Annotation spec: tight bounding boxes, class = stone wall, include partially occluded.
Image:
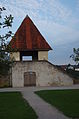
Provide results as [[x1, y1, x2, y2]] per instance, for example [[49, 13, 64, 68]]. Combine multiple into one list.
[[0, 75, 11, 87], [12, 61, 73, 87]]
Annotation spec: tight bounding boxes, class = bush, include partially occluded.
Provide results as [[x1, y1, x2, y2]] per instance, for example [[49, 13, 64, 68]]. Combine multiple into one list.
[[0, 59, 12, 75], [66, 69, 79, 79]]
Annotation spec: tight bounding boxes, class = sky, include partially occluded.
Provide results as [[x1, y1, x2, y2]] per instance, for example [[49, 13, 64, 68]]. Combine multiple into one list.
[[0, 0, 79, 65]]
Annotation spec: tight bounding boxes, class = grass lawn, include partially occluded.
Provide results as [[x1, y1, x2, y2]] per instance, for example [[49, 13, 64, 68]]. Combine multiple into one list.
[[0, 92, 37, 119], [35, 89, 79, 118]]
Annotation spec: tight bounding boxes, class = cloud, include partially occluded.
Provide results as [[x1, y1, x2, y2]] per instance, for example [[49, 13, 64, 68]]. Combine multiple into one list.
[[76, 0, 79, 11], [35, 20, 79, 46], [49, 39, 79, 65], [0, 0, 71, 21]]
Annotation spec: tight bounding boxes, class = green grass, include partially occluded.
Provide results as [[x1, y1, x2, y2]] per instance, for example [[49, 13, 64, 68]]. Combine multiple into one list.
[[35, 89, 79, 118], [0, 92, 37, 119]]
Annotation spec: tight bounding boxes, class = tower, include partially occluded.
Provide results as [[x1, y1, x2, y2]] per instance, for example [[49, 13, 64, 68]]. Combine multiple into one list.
[[9, 16, 52, 61]]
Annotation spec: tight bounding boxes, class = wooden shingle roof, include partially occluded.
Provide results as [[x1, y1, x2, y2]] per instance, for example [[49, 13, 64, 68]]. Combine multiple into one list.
[[9, 16, 52, 51]]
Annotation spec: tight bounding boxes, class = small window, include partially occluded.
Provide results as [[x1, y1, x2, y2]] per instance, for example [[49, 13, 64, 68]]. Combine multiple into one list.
[[22, 56, 32, 61]]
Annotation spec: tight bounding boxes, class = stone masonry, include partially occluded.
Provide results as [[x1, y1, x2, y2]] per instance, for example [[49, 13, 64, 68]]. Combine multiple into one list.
[[12, 61, 73, 87]]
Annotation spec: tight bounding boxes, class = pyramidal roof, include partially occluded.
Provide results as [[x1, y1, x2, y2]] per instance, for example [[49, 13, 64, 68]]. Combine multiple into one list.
[[9, 15, 52, 51]]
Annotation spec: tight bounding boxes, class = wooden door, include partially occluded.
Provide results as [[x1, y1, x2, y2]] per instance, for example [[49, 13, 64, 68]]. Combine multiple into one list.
[[24, 72, 36, 86]]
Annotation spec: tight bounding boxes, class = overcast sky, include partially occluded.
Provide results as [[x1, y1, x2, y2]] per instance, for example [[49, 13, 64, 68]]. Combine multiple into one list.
[[0, 0, 79, 65]]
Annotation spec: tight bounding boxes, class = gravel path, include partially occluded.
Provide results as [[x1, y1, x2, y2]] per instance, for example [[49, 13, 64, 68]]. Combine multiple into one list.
[[0, 85, 79, 119]]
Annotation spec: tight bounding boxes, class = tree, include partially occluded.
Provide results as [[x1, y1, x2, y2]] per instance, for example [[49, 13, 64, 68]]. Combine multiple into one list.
[[0, 7, 14, 75], [70, 48, 79, 65]]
